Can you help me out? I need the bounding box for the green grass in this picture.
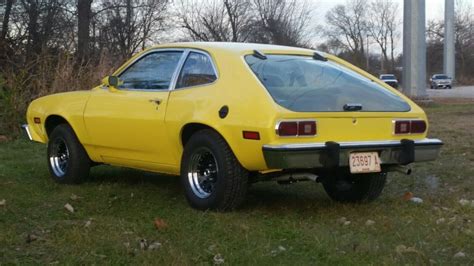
[1,103,473,264]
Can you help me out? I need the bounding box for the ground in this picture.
[427,85,474,100]
[1,103,473,264]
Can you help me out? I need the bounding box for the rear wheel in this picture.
[47,124,90,184]
[322,171,387,202]
[181,129,248,211]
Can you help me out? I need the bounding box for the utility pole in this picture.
[402,0,428,99]
[443,0,455,80]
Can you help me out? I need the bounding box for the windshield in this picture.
[381,75,396,80]
[434,75,449,79]
[245,55,410,112]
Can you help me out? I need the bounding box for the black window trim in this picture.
[172,49,219,91]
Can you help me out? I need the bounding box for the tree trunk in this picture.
[77,0,93,63]
[1,0,14,40]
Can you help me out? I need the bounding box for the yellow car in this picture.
[23,42,442,210]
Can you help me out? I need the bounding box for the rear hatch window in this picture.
[245,54,410,112]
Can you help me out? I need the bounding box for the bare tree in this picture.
[325,0,368,66]
[176,0,253,42]
[94,0,168,58]
[367,0,399,72]
[251,0,312,46]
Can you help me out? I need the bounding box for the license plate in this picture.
[349,152,381,174]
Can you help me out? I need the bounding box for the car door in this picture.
[83,50,185,172]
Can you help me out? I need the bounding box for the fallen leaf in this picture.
[26,234,38,243]
[70,194,80,201]
[0,135,8,142]
[213,253,225,265]
[0,199,5,207]
[64,203,74,213]
[365,220,375,226]
[154,218,168,230]
[410,197,423,204]
[148,241,162,250]
[278,245,286,252]
[343,221,351,226]
[338,217,347,224]
[85,219,92,228]
[139,239,148,250]
[454,251,466,258]
[436,218,446,224]
[403,192,414,201]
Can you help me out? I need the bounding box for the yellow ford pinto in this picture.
[23,42,442,210]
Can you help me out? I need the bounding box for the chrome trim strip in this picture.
[263,138,443,150]
[21,124,33,140]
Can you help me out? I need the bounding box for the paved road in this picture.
[427,85,474,99]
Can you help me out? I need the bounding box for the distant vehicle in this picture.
[430,74,452,89]
[379,74,399,89]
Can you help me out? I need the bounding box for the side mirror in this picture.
[102,76,121,92]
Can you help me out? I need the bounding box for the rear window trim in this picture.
[243,53,411,113]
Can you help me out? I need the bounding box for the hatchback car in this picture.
[23,42,443,210]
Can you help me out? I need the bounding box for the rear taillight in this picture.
[277,121,316,136]
[394,120,427,134]
[410,120,427,133]
[277,121,298,136]
[298,121,317,135]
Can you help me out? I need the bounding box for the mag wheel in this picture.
[47,124,90,184]
[181,129,248,211]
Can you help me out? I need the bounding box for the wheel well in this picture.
[45,115,69,136]
[181,123,215,147]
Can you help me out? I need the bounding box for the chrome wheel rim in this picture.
[187,147,218,199]
[49,137,69,177]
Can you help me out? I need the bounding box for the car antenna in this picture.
[313,52,328,61]
[253,50,267,60]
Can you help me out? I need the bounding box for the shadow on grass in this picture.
[85,165,337,211]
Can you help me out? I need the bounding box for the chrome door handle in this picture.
[149,98,162,105]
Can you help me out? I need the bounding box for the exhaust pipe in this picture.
[387,165,412,175]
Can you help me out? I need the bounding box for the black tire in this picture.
[322,171,387,203]
[180,129,248,211]
[47,124,90,184]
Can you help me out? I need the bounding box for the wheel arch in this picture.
[45,115,71,137]
[181,122,222,147]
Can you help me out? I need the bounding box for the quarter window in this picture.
[118,51,183,90]
[176,52,217,89]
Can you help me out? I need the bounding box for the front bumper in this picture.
[262,138,443,169]
[21,124,33,140]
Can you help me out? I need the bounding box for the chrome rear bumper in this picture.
[21,124,33,140]
[262,138,443,169]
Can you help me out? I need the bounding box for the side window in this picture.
[176,52,217,89]
[118,51,183,90]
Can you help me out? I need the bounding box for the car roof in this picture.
[148,42,316,55]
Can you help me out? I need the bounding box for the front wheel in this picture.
[180,129,248,211]
[322,171,387,203]
[47,124,90,184]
